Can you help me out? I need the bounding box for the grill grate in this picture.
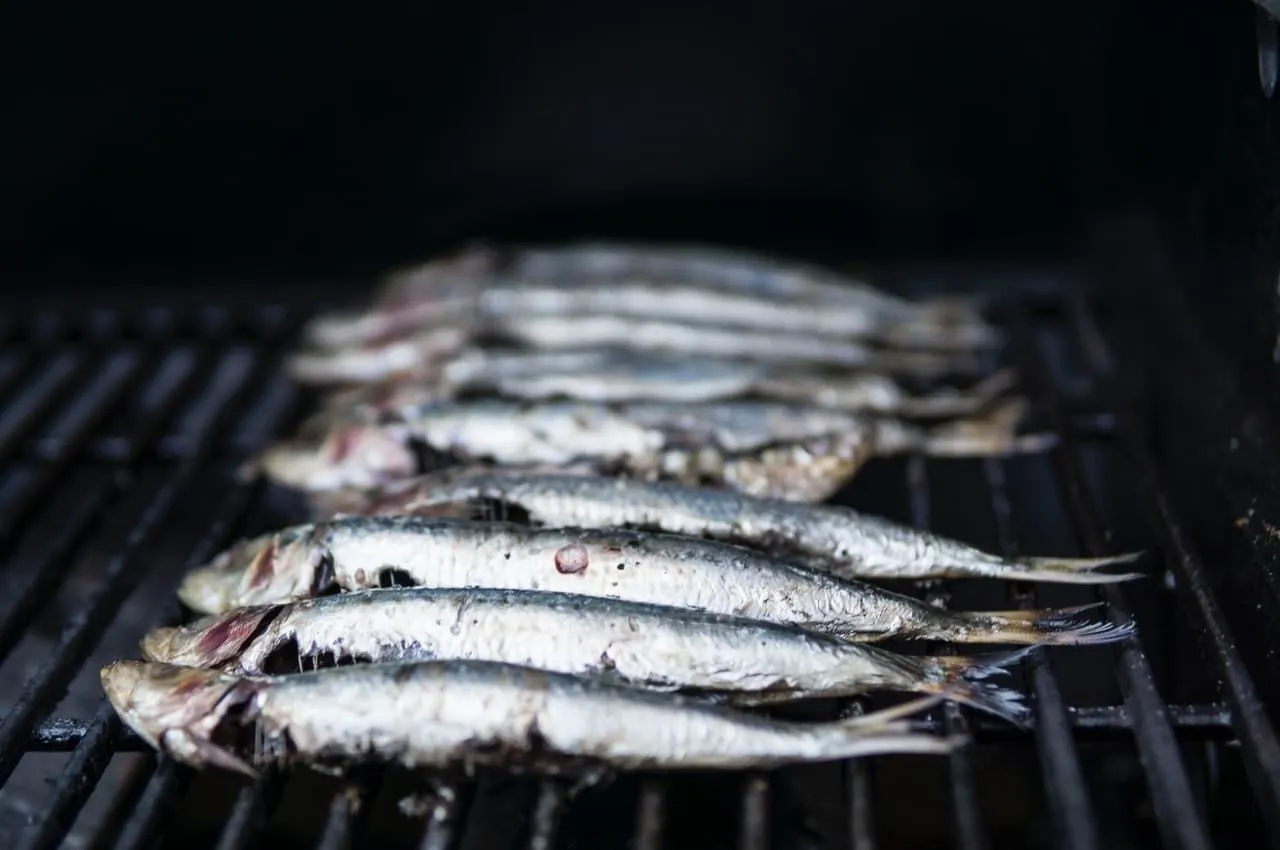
[1,283,1279,850]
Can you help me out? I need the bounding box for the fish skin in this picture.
[306,241,995,351]
[175,516,1135,649]
[249,398,1052,497]
[307,353,1017,419]
[303,280,996,357]
[140,587,1029,725]
[101,658,956,778]
[310,472,1145,585]
[291,315,975,386]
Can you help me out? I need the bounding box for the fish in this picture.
[306,350,1018,419]
[175,515,1135,649]
[302,279,998,357]
[308,471,1145,585]
[247,398,1054,497]
[141,587,1030,725]
[306,241,994,351]
[288,315,978,386]
[100,658,957,778]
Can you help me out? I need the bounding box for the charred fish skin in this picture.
[101,659,956,778]
[177,516,1135,648]
[309,473,1142,586]
[141,587,1029,725]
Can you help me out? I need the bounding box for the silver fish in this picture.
[289,315,977,386]
[249,398,1053,497]
[305,278,997,355]
[308,351,1018,418]
[309,471,1144,585]
[141,587,1029,724]
[175,516,1134,648]
[101,659,955,778]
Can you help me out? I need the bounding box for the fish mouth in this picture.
[256,426,420,493]
[141,606,280,669]
[101,660,264,776]
[177,535,270,615]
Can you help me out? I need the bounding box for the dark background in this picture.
[2,0,1278,400]
[1,0,1258,280]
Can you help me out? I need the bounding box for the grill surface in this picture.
[2,273,1279,850]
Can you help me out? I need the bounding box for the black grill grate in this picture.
[2,283,1279,850]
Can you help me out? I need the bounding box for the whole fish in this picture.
[310,471,1144,585]
[307,241,991,349]
[141,587,1030,725]
[308,351,1018,419]
[101,659,955,778]
[175,515,1134,648]
[303,279,997,356]
[288,315,976,386]
[248,398,1054,498]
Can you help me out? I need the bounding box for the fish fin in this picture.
[898,367,1020,419]
[949,603,1136,646]
[919,652,1032,728]
[913,398,1058,457]
[165,729,259,778]
[1007,551,1146,584]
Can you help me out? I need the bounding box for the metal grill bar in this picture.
[739,774,771,850]
[903,456,990,850]
[632,781,665,850]
[0,333,290,796]
[981,458,1103,850]
[417,784,466,850]
[1011,304,1214,850]
[1067,296,1280,840]
[526,781,567,850]
[110,759,189,850]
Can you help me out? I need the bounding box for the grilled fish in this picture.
[101,659,955,778]
[249,398,1053,498]
[307,241,993,351]
[310,471,1144,585]
[289,316,976,386]
[303,278,997,358]
[142,587,1029,724]
[307,350,1018,419]
[176,516,1134,648]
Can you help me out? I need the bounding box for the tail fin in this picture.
[822,696,959,760]
[919,650,1033,728]
[1007,551,1146,584]
[898,368,1020,419]
[952,603,1136,646]
[917,398,1058,457]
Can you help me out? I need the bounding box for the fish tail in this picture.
[915,398,1058,457]
[1007,551,1146,584]
[917,651,1033,728]
[826,697,959,759]
[943,603,1135,646]
[899,367,1020,418]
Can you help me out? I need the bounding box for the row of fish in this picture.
[102,241,1143,781]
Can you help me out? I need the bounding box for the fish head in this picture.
[142,605,279,668]
[101,660,262,776]
[254,422,419,492]
[178,527,332,614]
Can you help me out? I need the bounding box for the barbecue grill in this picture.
[6,1,1280,847]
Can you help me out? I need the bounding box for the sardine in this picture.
[308,351,1018,418]
[307,241,991,348]
[143,587,1029,725]
[101,659,956,778]
[304,279,997,356]
[289,315,977,386]
[175,515,1134,648]
[248,398,1053,496]
[309,472,1144,585]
